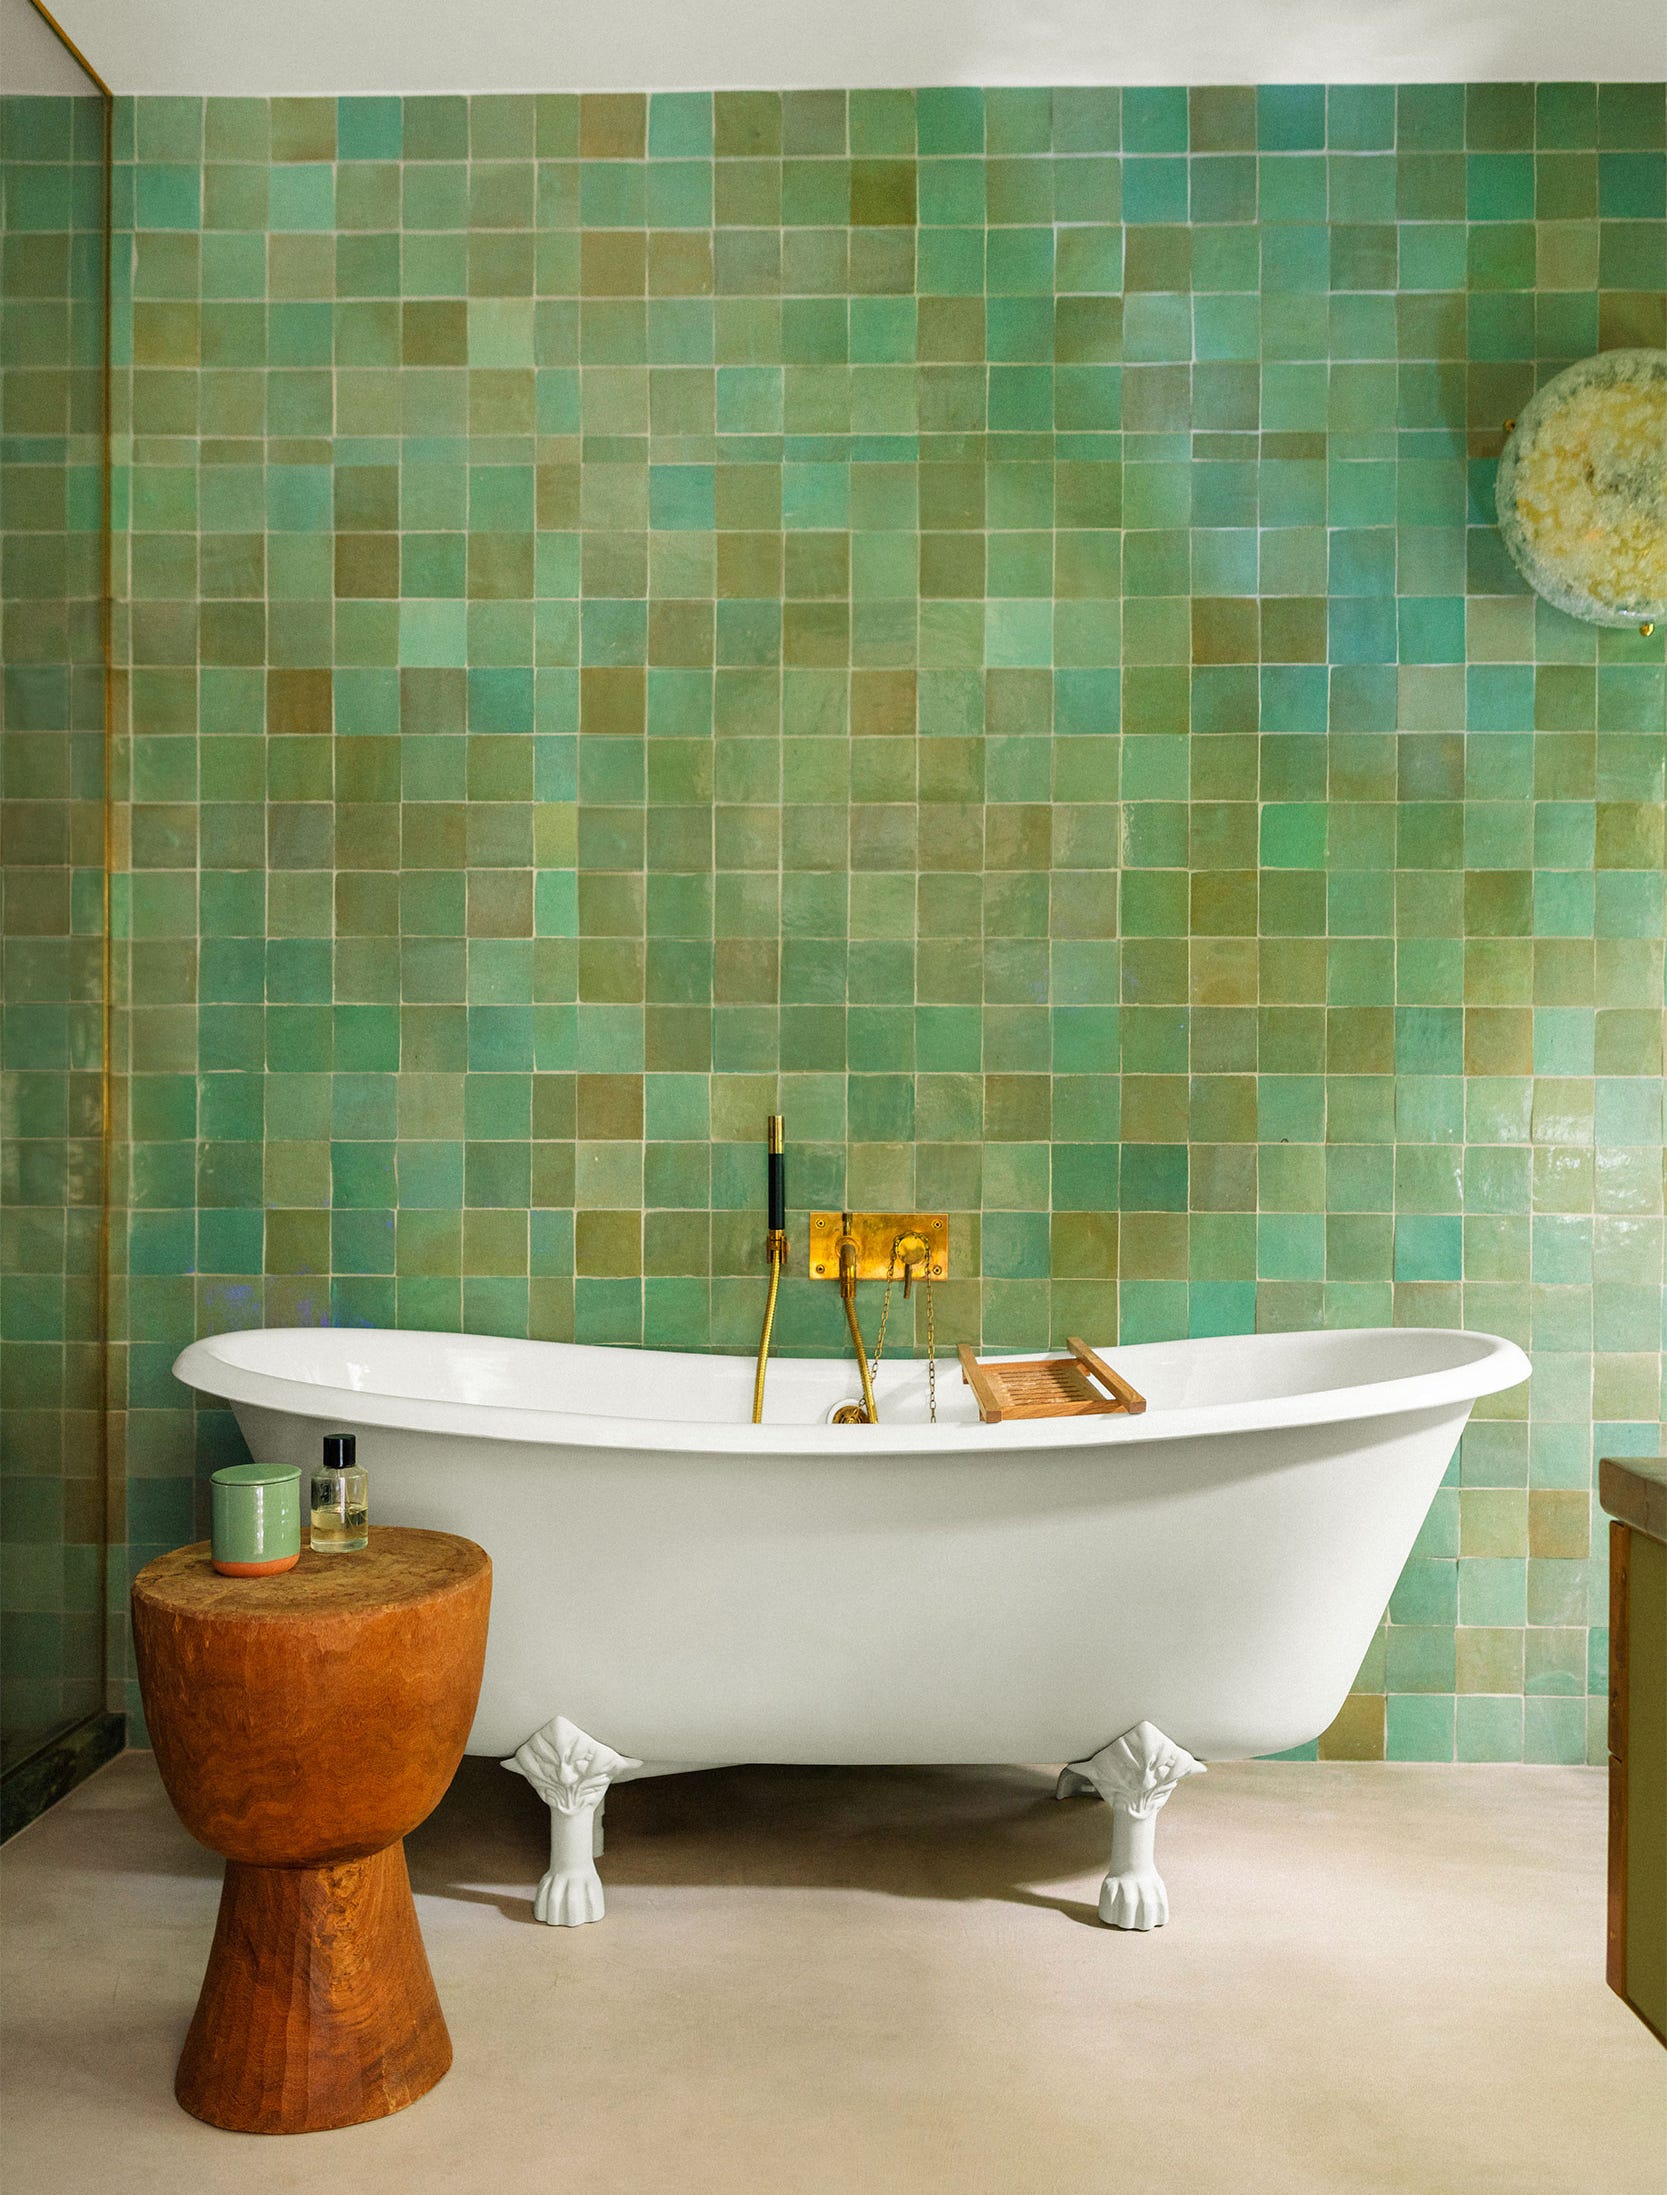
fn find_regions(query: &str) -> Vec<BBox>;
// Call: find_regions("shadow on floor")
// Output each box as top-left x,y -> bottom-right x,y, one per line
5,1754 -> 1118,1929
406,1758 -> 1116,1927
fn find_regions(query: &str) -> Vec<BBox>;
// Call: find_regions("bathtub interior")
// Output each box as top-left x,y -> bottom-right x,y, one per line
189,1322 -> 1506,1433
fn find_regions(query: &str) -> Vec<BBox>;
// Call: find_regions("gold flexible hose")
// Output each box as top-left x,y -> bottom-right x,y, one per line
751,1231 -> 786,1424
839,1244 -> 880,1425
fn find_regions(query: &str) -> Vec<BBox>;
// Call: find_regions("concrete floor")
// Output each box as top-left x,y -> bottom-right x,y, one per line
1,1753 -> 1661,2195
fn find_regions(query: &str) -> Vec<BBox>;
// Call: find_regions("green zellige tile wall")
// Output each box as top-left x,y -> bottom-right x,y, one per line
108,85 -> 1666,1760
1,90 -> 109,1766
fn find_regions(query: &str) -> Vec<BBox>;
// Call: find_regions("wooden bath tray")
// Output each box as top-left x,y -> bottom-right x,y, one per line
957,1337 -> 1147,1423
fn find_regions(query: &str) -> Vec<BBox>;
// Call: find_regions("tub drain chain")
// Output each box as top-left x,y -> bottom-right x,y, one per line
866,1237 -> 936,1424
924,1262 -> 937,1424
867,1244 -> 897,1402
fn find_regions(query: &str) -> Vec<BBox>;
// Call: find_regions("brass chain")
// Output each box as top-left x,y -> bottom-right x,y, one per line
925,1266 -> 937,1423
868,1243 -> 898,1403
869,1237 -> 938,1425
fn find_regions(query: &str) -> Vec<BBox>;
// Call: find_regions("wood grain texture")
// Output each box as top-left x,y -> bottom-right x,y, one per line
175,1848 -> 451,2134
957,1341 -> 1146,1423
1066,1338 -> 1148,1416
132,1529 -> 491,2133
133,1530 -> 490,1866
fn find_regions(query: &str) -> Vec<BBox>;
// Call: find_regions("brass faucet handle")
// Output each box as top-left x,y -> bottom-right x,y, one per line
894,1231 -> 930,1298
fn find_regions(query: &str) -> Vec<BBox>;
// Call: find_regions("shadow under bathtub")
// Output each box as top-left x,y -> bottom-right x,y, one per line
405,1757 -> 1116,1928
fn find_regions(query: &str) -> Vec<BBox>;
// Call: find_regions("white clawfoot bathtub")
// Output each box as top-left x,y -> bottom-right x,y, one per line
173,1324 -> 1528,1930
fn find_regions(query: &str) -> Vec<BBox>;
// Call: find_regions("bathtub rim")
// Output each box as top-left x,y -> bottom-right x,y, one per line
174,1324 -> 1530,1460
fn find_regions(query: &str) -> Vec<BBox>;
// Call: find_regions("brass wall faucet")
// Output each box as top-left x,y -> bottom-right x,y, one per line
811,1212 -> 949,1426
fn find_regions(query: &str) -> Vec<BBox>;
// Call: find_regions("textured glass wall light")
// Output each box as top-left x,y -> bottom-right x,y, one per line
1496,348 -> 1667,637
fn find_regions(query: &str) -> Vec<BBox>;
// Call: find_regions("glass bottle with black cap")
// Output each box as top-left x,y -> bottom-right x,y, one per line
311,1433 -> 370,1554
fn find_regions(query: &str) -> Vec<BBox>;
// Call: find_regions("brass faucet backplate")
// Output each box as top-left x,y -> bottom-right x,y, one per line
807,1212 -> 948,1283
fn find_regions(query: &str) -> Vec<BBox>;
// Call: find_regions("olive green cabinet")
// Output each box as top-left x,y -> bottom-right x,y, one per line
1600,1457 -> 1667,2047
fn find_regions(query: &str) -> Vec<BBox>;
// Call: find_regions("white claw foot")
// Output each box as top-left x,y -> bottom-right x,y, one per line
503,1715 -> 642,1927
1062,1720 -> 1204,1932
533,1851 -> 606,1927
1099,1864 -> 1170,1930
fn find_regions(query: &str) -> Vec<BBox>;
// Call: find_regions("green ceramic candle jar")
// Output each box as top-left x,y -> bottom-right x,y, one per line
211,1463 -> 303,1577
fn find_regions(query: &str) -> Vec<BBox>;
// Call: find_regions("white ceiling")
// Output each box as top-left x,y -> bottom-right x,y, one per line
30,0 -> 1667,95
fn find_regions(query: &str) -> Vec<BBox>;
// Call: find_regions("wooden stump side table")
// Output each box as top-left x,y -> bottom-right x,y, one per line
132,1528 -> 491,2134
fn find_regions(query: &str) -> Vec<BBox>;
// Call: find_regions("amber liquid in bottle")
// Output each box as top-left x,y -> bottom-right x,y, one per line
311,1432 -> 369,1553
